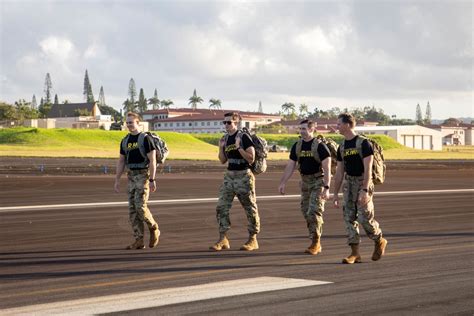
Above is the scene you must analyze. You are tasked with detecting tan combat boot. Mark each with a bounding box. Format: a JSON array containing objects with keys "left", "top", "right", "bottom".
[
  {"left": 149, "top": 224, "right": 160, "bottom": 248},
  {"left": 210, "top": 233, "right": 230, "bottom": 251},
  {"left": 305, "top": 236, "right": 322, "bottom": 255},
  {"left": 372, "top": 238, "right": 388, "bottom": 261},
  {"left": 240, "top": 234, "right": 259, "bottom": 251},
  {"left": 342, "top": 244, "right": 361, "bottom": 264},
  {"left": 126, "top": 238, "right": 145, "bottom": 250}
]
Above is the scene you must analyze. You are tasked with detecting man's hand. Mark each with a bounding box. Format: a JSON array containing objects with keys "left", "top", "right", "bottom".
[
  {"left": 235, "top": 135, "right": 241, "bottom": 149},
  {"left": 358, "top": 190, "right": 370, "bottom": 206},
  {"left": 114, "top": 180, "right": 120, "bottom": 193},
  {"left": 219, "top": 136, "right": 226, "bottom": 149},
  {"left": 333, "top": 193, "right": 340, "bottom": 208},
  {"left": 150, "top": 181, "right": 157, "bottom": 193},
  {"left": 320, "top": 188, "right": 330, "bottom": 200},
  {"left": 278, "top": 183, "right": 286, "bottom": 195}
]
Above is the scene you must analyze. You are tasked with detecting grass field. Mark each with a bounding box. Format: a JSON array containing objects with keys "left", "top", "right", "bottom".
[{"left": 0, "top": 127, "right": 472, "bottom": 160}]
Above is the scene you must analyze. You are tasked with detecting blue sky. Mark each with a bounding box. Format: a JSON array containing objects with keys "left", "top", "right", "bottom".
[{"left": 1, "top": 0, "right": 472, "bottom": 119}]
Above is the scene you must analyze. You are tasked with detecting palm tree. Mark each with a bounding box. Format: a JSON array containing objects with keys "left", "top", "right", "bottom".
[
  {"left": 188, "top": 89, "right": 203, "bottom": 110},
  {"left": 209, "top": 98, "right": 222, "bottom": 110},
  {"left": 281, "top": 102, "right": 296, "bottom": 116},
  {"left": 299, "top": 103, "right": 309, "bottom": 118},
  {"left": 160, "top": 99, "right": 174, "bottom": 109},
  {"left": 123, "top": 98, "right": 137, "bottom": 113},
  {"left": 148, "top": 89, "right": 160, "bottom": 110}
]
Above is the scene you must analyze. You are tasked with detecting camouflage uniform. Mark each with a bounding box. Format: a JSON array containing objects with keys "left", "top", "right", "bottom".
[
  {"left": 127, "top": 169, "right": 159, "bottom": 240},
  {"left": 216, "top": 169, "right": 260, "bottom": 234},
  {"left": 300, "top": 174, "right": 325, "bottom": 239},
  {"left": 342, "top": 175, "right": 382, "bottom": 245}
]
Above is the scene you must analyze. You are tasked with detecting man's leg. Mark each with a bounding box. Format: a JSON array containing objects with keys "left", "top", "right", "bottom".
[
  {"left": 236, "top": 172, "right": 260, "bottom": 251},
  {"left": 305, "top": 177, "right": 325, "bottom": 255},
  {"left": 356, "top": 181, "right": 387, "bottom": 261},
  {"left": 341, "top": 177, "right": 361, "bottom": 263},
  {"left": 211, "top": 173, "right": 234, "bottom": 251},
  {"left": 126, "top": 173, "right": 145, "bottom": 250},
  {"left": 133, "top": 173, "right": 160, "bottom": 248}
]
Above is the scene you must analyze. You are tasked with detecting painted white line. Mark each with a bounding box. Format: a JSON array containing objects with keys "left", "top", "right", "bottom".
[
  {"left": 0, "top": 277, "right": 331, "bottom": 315},
  {"left": 1, "top": 189, "right": 473, "bottom": 213}
]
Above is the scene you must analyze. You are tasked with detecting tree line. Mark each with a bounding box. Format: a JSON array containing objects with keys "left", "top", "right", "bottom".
[
  {"left": 278, "top": 101, "right": 433, "bottom": 126},
  {"left": 0, "top": 70, "right": 442, "bottom": 126}
]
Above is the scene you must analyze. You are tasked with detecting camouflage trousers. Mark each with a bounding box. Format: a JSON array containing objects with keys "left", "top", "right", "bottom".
[
  {"left": 300, "top": 174, "right": 325, "bottom": 239},
  {"left": 127, "top": 169, "right": 158, "bottom": 240},
  {"left": 342, "top": 175, "right": 383, "bottom": 245},
  {"left": 216, "top": 169, "right": 260, "bottom": 235}
]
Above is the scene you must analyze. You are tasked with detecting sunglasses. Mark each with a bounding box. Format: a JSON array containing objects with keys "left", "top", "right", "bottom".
[{"left": 222, "top": 121, "right": 234, "bottom": 125}]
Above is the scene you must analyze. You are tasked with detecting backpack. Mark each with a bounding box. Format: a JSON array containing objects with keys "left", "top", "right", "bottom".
[
  {"left": 121, "top": 132, "right": 169, "bottom": 168},
  {"left": 225, "top": 128, "right": 268, "bottom": 175},
  {"left": 339, "top": 134, "right": 386, "bottom": 185},
  {"left": 295, "top": 135, "right": 337, "bottom": 175}
]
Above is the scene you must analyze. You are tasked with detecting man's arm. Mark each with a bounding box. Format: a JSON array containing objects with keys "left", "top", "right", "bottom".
[
  {"left": 235, "top": 135, "right": 255, "bottom": 164},
  {"left": 332, "top": 160, "right": 345, "bottom": 208},
  {"left": 278, "top": 160, "right": 297, "bottom": 194},
  {"left": 114, "top": 154, "right": 126, "bottom": 193},
  {"left": 320, "top": 157, "right": 331, "bottom": 200},
  {"left": 238, "top": 146, "right": 255, "bottom": 164},
  {"left": 218, "top": 137, "right": 227, "bottom": 164},
  {"left": 147, "top": 150, "right": 157, "bottom": 192}
]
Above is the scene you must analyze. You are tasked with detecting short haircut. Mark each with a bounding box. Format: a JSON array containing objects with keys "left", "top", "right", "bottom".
[
  {"left": 126, "top": 112, "right": 141, "bottom": 122},
  {"left": 338, "top": 113, "right": 356, "bottom": 128},
  {"left": 299, "top": 119, "right": 315, "bottom": 129},
  {"left": 224, "top": 112, "right": 241, "bottom": 122}
]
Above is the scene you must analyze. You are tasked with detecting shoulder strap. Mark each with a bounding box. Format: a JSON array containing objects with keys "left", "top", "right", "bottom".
[
  {"left": 311, "top": 138, "right": 321, "bottom": 164},
  {"left": 339, "top": 140, "right": 345, "bottom": 159},
  {"left": 355, "top": 135, "right": 366, "bottom": 159},
  {"left": 121, "top": 134, "right": 130, "bottom": 155},
  {"left": 137, "top": 132, "right": 148, "bottom": 160},
  {"left": 295, "top": 139, "right": 303, "bottom": 160}
]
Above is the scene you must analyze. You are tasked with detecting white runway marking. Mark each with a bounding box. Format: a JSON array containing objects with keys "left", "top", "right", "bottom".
[
  {"left": 0, "top": 277, "right": 331, "bottom": 315},
  {"left": 1, "top": 188, "right": 473, "bottom": 212}
]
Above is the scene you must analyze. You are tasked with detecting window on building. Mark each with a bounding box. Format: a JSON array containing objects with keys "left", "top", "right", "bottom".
[
  {"left": 201, "top": 122, "right": 205, "bottom": 126},
  {"left": 207, "top": 122, "right": 210, "bottom": 126},
  {"left": 157, "top": 123, "right": 161, "bottom": 127},
  {"left": 189, "top": 123, "right": 192, "bottom": 127},
  {"left": 170, "top": 123, "right": 173, "bottom": 127}
]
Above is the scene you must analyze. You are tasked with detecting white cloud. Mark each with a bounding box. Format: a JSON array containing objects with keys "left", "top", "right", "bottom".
[
  {"left": 294, "top": 27, "right": 336, "bottom": 55},
  {"left": 39, "top": 36, "right": 75, "bottom": 62}
]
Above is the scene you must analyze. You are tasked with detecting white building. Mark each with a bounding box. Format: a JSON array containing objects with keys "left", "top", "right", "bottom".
[
  {"left": 143, "top": 108, "right": 281, "bottom": 133},
  {"left": 355, "top": 125, "right": 443, "bottom": 150}
]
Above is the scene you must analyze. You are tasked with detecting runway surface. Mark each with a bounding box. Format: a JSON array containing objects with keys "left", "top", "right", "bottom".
[{"left": 0, "top": 165, "right": 473, "bottom": 314}]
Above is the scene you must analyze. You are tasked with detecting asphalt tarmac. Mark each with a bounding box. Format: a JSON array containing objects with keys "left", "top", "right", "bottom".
[{"left": 0, "top": 162, "right": 473, "bottom": 314}]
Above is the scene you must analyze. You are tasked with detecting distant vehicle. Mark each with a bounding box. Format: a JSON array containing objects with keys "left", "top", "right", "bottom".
[{"left": 267, "top": 144, "right": 288, "bottom": 152}]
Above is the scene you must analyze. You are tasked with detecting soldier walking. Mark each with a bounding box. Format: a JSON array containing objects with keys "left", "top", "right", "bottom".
[
  {"left": 210, "top": 112, "right": 261, "bottom": 251},
  {"left": 114, "top": 112, "right": 160, "bottom": 250},
  {"left": 332, "top": 113, "right": 387, "bottom": 263},
  {"left": 279, "top": 119, "right": 331, "bottom": 255}
]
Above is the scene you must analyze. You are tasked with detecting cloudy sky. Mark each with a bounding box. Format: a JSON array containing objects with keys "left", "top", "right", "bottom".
[{"left": 1, "top": 0, "right": 472, "bottom": 119}]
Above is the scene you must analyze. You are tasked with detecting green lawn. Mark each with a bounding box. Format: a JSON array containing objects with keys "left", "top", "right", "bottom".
[{"left": 0, "top": 128, "right": 472, "bottom": 160}]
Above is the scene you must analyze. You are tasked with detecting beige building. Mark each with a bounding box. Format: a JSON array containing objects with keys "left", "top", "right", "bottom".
[
  {"left": 355, "top": 125, "right": 443, "bottom": 150},
  {"left": 425, "top": 123, "right": 474, "bottom": 145},
  {"left": 143, "top": 108, "right": 281, "bottom": 133}
]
